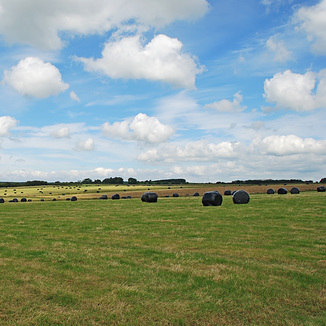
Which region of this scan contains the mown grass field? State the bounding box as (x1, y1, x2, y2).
(0, 189, 325, 325)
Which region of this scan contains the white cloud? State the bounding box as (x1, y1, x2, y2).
(138, 140, 241, 163)
(70, 91, 80, 102)
(0, 0, 209, 50)
(50, 127, 70, 139)
(2, 57, 69, 98)
(266, 36, 293, 62)
(258, 135, 326, 155)
(0, 116, 18, 136)
(78, 34, 203, 89)
(204, 92, 246, 112)
(295, 0, 326, 54)
(102, 113, 174, 143)
(75, 138, 95, 151)
(263, 69, 326, 111)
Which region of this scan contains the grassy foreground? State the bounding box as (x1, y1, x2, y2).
(0, 192, 325, 325)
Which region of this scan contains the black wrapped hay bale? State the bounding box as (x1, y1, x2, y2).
(141, 192, 158, 203)
(233, 190, 250, 204)
(13, 198, 18, 202)
(202, 191, 223, 206)
(0, 198, 4, 203)
(290, 187, 300, 194)
(21, 198, 27, 202)
(267, 188, 275, 194)
(100, 195, 108, 200)
(112, 194, 120, 200)
(317, 186, 326, 192)
(278, 188, 288, 194)
(224, 190, 232, 196)
(193, 192, 199, 197)
(71, 196, 77, 201)
(173, 193, 179, 197)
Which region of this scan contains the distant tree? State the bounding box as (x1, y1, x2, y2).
(81, 178, 93, 184)
(93, 179, 102, 184)
(102, 177, 124, 184)
(320, 178, 326, 184)
(128, 177, 138, 184)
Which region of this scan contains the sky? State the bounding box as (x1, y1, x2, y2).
(0, 0, 325, 183)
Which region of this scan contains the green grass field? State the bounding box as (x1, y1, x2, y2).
(0, 191, 325, 325)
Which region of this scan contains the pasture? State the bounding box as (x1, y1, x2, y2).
(0, 187, 325, 325)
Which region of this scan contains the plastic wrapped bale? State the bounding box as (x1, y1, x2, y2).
(71, 196, 77, 201)
(13, 198, 18, 202)
(193, 192, 199, 197)
(224, 190, 232, 196)
(290, 187, 300, 194)
(141, 192, 158, 203)
(202, 191, 223, 206)
(232, 190, 250, 204)
(278, 188, 288, 194)
(101, 195, 108, 200)
(267, 188, 275, 194)
(0, 198, 4, 203)
(317, 186, 326, 192)
(112, 194, 120, 200)
(173, 193, 179, 197)
(21, 198, 27, 202)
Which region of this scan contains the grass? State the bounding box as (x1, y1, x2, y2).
(0, 191, 325, 325)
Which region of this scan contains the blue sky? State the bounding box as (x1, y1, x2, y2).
(0, 0, 325, 182)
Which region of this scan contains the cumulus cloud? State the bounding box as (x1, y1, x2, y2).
(263, 69, 326, 111)
(258, 135, 326, 155)
(102, 113, 174, 143)
(50, 127, 70, 139)
(2, 57, 69, 98)
(204, 92, 246, 112)
(0, 0, 209, 50)
(295, 0, 326, 54)
(75, 138, 95, 151)
(0, 116, 17, 136)
(138, 140, 241, 163)
(78, 34, 203, 89)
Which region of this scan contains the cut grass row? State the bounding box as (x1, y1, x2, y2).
(0, 192, 325, 325)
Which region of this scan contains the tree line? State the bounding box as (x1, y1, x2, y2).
(0, 177, 324, 188)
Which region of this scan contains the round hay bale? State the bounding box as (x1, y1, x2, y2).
(267, 188, 275, 194)
(52, 198, 56, 201)
(101, 195, 108, 200)
(317, 186, 326, 192)
(66, 198, 71, 201)
(112, 194, 120, 200)
(173, 193, 179, 197)
(21, 198, 27, 202)
(232, 190, 250, 204)
(71, 196, 77, 201)
(193, 192, 199, 197)
(126, 196, 132, 199)
(0, 198, 4, 203)
(224, 190, 232, 196)
(28, 199, 32, 202)
(202, 191, 223, 206)
(290, 187, 300, 194)
(278, 188, 288, 194)
(41, 199, 44, 202)
(13, 198, 18, 202)
(141, 192, 158, 203)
